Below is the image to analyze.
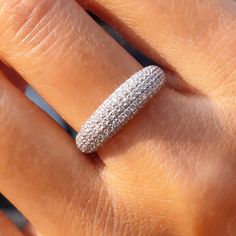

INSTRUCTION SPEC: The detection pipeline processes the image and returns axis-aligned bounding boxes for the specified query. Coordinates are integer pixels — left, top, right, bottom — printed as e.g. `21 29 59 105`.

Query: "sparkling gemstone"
76 65 165 153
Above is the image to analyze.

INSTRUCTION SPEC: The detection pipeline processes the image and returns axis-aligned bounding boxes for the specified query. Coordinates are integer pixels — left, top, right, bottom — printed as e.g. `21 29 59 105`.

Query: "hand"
0 0 235 235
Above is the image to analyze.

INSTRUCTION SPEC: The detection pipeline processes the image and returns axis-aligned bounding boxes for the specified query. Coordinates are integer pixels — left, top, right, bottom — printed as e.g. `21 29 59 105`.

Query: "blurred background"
0 12 155 229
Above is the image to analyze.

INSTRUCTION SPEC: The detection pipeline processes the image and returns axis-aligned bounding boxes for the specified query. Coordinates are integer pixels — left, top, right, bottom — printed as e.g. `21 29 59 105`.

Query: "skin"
0 211 24 236
0 0 235 235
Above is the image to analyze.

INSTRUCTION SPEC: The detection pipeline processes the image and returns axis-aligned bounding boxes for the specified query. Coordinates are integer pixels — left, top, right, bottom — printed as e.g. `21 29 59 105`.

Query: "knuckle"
0 0 57 46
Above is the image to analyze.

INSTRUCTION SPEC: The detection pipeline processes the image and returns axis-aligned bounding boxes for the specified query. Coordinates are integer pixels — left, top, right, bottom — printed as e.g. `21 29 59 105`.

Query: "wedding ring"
76 65 166 153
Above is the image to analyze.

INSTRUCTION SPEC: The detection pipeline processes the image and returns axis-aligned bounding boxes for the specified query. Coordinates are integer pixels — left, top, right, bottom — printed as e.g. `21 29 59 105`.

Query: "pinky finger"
0 210 24 236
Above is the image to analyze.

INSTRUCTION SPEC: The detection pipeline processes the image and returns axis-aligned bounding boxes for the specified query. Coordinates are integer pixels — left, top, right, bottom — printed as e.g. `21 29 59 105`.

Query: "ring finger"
0 0 141 125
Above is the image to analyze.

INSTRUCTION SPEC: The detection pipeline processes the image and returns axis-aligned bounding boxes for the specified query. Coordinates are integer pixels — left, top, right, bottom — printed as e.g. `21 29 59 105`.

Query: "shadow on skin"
100 85 236 235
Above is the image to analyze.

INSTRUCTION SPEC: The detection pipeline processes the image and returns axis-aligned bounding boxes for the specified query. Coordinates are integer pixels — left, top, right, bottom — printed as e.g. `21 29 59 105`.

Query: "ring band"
76 65 166 153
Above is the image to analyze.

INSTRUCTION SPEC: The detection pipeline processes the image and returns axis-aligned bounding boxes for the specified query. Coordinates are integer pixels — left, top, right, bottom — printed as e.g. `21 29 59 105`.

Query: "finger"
0 211 24 236
0 74 107 235
83 0 236 96
0 0 141 128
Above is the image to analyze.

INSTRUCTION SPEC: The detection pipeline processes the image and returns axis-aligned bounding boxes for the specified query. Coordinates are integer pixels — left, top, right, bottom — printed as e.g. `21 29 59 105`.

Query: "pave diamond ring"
76 65 166 153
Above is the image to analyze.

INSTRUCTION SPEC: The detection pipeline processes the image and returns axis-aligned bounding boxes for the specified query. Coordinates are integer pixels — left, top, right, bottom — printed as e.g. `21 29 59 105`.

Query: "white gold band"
76 65 166 153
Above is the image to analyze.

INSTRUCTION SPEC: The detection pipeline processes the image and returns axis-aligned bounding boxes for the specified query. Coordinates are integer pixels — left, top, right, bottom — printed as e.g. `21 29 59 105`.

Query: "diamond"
75 65 166 153
118 114 125 123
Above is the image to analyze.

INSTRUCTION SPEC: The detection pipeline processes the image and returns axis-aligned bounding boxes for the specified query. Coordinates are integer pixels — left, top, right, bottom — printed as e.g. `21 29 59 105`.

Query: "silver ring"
76 65 166 153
